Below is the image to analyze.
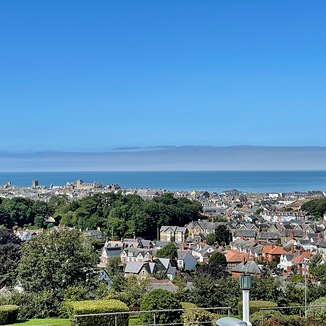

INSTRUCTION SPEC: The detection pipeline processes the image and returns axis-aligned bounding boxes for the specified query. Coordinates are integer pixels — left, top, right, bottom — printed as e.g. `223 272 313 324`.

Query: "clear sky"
1 0 326 153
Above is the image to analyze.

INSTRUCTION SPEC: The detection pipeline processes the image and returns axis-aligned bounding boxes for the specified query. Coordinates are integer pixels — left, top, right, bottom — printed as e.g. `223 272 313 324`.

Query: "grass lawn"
10 319 71 326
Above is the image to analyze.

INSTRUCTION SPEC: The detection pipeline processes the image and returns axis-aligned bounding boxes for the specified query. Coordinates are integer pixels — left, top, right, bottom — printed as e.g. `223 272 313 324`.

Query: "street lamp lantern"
240 274 252 291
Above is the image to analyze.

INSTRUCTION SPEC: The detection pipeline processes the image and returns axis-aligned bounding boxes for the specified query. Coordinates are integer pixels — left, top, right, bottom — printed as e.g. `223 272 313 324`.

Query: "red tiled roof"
291 251 312 264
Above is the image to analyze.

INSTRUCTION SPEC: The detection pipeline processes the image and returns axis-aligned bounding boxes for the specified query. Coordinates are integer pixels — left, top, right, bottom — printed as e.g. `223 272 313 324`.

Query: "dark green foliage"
140 289 182 324
64 286 90 301
191 275 240 312
0 193 202 239
283 283 304 306
308 254 326 282
105 256 121 278
18 229 97 293
0 305 19 325
215 224 232 245
0 228 21 287
208 252 227 267
10 290 62 319
194 253 228 281
307 296 326 319
109 276 149 308
65 299 128 326
250 277 283 303
0 197 54 228
206 233 217 245
237 300 277 316
301 198 326 219
156 242 178 264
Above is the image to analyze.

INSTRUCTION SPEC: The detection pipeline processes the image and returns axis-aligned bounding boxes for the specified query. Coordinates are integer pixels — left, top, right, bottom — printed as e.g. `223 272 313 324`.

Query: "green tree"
215 224 232 245
301 198 326 219
140 289 182 324
309 254 326 283
110 276 149 308
106 256 121 278
208 252 227 267
307 296 326 320
17 229 98 317
156 242 178 265
1 197 35 227
206 233 217 246
0 229 22 287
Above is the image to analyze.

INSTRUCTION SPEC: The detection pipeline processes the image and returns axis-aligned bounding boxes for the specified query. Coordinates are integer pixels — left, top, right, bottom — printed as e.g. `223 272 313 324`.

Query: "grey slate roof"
231 261 263 275
104 247 122 257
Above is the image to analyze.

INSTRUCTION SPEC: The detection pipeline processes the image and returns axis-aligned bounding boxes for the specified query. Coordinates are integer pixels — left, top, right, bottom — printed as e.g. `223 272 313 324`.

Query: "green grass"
10 319 71 326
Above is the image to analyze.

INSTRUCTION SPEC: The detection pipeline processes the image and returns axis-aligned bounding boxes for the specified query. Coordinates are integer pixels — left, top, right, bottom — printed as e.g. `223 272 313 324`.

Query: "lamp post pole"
240 270 252 326
303 259 309 318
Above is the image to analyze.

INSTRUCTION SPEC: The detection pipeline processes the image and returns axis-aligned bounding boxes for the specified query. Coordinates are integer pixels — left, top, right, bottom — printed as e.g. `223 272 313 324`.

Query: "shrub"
250 311 309 326
181 302 197 309
140 289 182 325
10 290 61 319
238 300 277 316
307 296 326 320
65 299 128 326
183 309 219 326
0 305 19 325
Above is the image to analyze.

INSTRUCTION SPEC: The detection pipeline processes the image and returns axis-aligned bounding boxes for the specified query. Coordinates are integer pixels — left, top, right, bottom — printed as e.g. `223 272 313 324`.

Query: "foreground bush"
238 300 277 316
10 290 61 319
0 305 19 325
183 308 219 326
140 289 182 325
65 299 128 326
251 311 319 326
307 296 326 320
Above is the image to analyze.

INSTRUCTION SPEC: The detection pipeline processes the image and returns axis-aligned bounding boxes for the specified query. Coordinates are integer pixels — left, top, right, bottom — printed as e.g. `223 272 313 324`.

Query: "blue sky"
0 0 326 155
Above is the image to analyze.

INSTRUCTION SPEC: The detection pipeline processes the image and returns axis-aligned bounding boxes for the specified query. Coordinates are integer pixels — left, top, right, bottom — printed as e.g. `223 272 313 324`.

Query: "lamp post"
240 267 252 326
302 258 309 318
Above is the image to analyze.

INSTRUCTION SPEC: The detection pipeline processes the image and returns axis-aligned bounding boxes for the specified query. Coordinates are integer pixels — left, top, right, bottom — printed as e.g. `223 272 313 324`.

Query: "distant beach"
0 171 325 194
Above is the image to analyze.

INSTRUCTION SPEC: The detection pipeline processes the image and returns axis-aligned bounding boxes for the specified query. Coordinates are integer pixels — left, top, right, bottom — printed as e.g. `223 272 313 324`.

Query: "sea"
0 171 326 194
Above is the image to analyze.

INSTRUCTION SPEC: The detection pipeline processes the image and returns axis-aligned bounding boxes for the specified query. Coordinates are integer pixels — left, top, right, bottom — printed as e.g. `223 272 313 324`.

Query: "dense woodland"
301 198 326 219
0 192 203 238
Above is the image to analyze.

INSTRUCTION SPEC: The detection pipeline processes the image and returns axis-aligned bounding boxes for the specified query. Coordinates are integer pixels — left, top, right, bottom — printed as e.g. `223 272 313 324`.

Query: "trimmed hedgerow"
238 300 277 316
65 299 128 326
0 305 19 325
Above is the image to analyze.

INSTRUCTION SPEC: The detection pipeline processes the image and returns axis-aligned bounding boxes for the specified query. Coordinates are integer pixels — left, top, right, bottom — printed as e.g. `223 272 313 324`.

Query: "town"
1 179 326 325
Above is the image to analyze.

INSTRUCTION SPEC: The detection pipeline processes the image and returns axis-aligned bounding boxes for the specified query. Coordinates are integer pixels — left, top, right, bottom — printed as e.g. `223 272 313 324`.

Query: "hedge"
0 305 19 325
183 309 219 326
65 299 128 326
238 300 277 316
250 311 311 326
181 302 197 309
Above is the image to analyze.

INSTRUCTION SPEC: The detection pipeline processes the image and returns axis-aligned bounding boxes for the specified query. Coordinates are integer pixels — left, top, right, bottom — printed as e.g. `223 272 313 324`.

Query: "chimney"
291 247 295 255
290 232 294 239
